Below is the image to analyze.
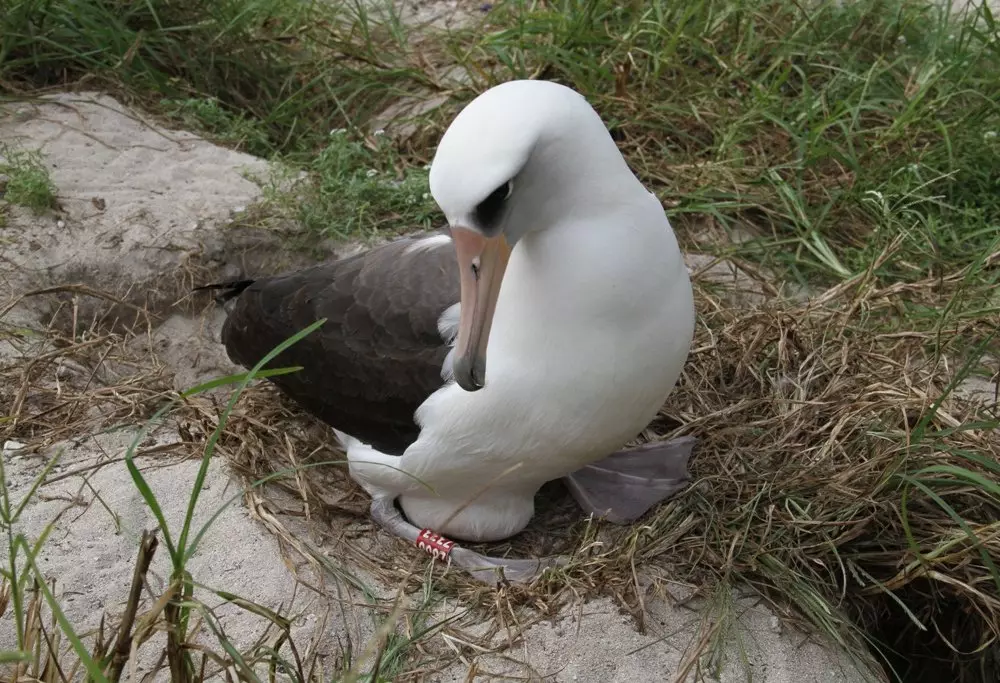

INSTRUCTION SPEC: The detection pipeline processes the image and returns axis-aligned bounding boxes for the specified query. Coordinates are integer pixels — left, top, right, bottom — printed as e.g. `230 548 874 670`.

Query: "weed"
0 146 56 213
262 130 438 241
161 98 273 159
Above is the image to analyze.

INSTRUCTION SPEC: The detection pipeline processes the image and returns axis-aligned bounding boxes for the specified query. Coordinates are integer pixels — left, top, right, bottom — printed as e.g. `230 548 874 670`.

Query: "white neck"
495 194 683 362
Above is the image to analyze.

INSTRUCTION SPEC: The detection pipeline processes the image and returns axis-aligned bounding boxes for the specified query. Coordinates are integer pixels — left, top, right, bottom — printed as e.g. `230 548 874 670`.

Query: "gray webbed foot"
563 436 696 524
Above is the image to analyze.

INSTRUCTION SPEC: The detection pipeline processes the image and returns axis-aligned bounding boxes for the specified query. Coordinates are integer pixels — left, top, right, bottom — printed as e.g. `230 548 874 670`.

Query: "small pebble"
3 440 26 457
56 219 66 229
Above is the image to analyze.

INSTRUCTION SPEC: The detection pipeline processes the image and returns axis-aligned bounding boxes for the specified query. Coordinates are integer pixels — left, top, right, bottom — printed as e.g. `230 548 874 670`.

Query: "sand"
0 91 899 682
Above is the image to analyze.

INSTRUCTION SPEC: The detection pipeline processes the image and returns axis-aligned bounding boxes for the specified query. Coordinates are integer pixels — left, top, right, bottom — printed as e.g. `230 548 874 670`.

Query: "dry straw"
1 236 998 680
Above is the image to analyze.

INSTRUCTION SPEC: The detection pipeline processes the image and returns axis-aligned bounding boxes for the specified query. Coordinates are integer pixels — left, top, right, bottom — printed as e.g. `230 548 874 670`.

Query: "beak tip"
453 356 486 392
456 378 484 393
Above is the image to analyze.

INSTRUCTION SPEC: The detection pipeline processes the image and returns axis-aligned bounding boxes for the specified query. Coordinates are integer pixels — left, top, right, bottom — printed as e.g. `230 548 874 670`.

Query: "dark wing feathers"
221 236 460 455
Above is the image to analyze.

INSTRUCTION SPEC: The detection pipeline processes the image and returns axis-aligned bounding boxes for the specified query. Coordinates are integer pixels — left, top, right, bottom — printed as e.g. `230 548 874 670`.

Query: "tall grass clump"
0 0 432 156
455 0 1000 286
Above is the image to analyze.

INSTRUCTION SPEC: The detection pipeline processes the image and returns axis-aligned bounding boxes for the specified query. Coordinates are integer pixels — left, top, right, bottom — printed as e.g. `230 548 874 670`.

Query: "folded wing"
220 235 460 455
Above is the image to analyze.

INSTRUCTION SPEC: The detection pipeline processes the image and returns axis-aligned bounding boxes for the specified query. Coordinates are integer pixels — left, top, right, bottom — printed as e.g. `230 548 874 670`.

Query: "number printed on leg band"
416 529 455 560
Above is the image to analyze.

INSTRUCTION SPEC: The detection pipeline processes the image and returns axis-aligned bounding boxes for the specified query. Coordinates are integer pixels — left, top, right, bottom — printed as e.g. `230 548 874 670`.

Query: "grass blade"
177 318 326 565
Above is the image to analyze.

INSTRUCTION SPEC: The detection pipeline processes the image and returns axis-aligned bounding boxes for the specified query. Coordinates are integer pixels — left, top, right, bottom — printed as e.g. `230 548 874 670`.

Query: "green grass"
4 0 995 277
161 97 274 159
259 129 438 240
2 0 999 681
0 145 57 213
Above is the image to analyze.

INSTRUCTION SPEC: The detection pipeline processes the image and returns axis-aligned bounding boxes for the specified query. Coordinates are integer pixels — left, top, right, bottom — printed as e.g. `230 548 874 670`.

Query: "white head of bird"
428 80 644 392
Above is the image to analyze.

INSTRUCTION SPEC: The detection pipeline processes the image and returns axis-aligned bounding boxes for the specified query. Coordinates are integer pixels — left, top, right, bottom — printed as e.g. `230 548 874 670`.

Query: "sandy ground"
0 92 907 682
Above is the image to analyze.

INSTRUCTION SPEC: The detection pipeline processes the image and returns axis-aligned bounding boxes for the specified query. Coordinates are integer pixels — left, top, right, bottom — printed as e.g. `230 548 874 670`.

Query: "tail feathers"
192 278 255 303
333 429 361 452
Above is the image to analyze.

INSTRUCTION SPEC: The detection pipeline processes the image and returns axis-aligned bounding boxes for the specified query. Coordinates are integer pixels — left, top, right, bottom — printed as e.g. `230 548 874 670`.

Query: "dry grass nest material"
2 243 998 678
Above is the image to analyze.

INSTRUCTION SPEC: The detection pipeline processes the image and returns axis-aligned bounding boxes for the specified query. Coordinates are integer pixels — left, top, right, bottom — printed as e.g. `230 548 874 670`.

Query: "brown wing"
220 235 460 455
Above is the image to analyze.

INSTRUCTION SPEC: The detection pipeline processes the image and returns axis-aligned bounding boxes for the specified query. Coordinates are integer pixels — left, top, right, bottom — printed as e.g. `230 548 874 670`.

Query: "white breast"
405 202 695 494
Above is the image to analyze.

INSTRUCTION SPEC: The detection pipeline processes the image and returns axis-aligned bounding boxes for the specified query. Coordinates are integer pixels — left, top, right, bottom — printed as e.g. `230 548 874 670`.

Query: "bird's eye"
474 180 512 229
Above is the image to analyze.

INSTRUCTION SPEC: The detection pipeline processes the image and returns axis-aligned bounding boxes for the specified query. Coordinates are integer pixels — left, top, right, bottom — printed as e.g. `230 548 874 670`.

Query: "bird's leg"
562 436 697 524
366 437 695 582
368 496 566 584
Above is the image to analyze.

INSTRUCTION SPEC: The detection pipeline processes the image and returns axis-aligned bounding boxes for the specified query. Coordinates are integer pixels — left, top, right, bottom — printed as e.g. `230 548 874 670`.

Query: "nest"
200 248 999 680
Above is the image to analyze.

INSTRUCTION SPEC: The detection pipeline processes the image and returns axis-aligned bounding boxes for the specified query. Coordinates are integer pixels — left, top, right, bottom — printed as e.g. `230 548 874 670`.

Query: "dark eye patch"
474 180 512 230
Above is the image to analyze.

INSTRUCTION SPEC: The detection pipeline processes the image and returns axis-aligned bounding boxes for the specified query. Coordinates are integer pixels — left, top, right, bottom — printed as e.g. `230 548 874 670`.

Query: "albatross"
206 80 697 582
